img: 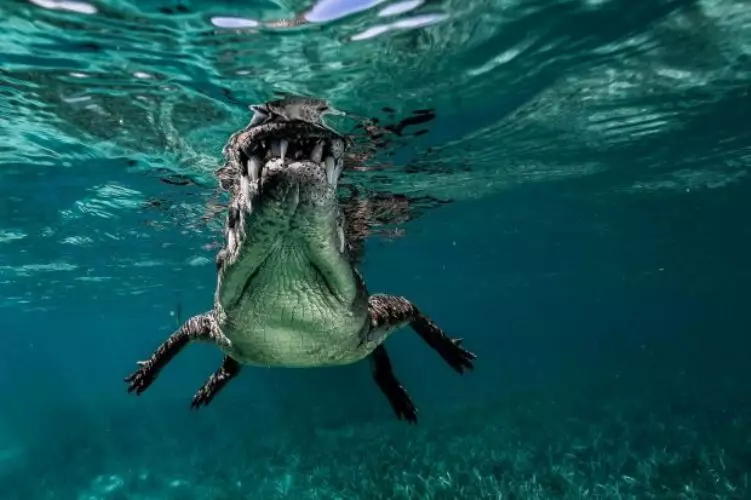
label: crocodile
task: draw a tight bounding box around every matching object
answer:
[125,96,476,423]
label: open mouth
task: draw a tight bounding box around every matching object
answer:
[236,121,346,187]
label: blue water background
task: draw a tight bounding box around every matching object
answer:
[2,0,751,498]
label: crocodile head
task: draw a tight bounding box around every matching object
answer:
[216,98,357,309]
[222,98,347,231]
[239,108,344,211]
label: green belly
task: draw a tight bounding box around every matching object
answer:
[219,244,369,367]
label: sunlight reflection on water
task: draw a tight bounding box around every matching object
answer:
[205,0,446,35]
[3,0,750,311]
[351,13,448,41]
[305,0,389,22]
[210,17,261,29]
[29,0,96,14]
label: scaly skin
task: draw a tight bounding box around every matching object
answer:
[125,96,476,423]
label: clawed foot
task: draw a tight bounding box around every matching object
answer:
[190,385,215,409]
[412,313,477,374]
[190,375,226,409]
[370,345,419,423]
[437,336,477,374]
[124,360,158,395]
[124,313,219,398]
[380,378,418,424]
[190,356,241,409]
[367,295,477,377]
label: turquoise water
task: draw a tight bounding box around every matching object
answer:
[2,0,751,498]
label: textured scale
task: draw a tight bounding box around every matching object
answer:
[227,242,367,367]
[125,97,476,423]
[216,157,370,367]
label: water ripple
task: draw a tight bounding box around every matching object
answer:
[1,0,750,309]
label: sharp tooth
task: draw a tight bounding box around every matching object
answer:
[241,176,250,201]
[248,156,262,182]
[338,225,345,254]
[311,140,324,163]
[227,231,236,253]
[280,139,288,161]
[325,156,336,185]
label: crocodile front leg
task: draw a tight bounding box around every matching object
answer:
[370,345,418,423]
[367,295,476,373]
[125,313,228,395]
[190,355,242,409]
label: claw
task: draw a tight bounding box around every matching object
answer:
[125,360,158,394]
[190,393,205,409]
